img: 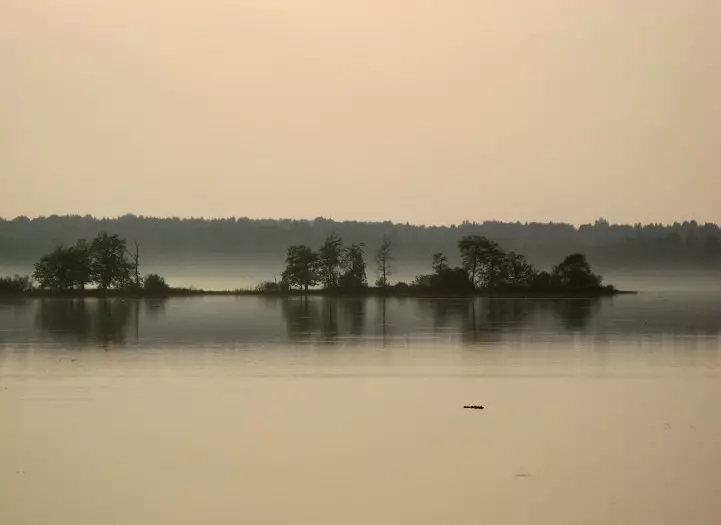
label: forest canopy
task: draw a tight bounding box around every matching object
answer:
[1,215,720,273]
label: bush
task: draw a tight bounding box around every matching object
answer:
[143,273,170,295]
[0,275,33,293]
[392,281,411,293]
[255,280,288,293]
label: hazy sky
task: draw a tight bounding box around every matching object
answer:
[2,1,719,225]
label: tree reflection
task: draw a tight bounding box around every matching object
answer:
[550,298,599,331]
[35,299,142,346]
[280,297,367,344]
[280,297,319,342]
[342,299,366,337]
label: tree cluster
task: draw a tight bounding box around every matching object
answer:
[281,233,371,292]
[31,233,169,294]
[280,233,608,294]
[413,235,605,293]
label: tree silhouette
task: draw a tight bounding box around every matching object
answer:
[318,233,343,289]
[281,245,319,291]
[375,234,393,288]
[498,251,536,288]
[126,240,141,290]
[33,240,91,290]
[339,242,367,291]
[90,233,133,290]
[143,273,170,295]
[552,253,602,290]
[431,252,449,273]
[458,235,503,288]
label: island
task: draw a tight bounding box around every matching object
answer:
[0,231,633,298]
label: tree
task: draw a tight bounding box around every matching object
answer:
[339,242,367,291]
[33,246,72,290]
[458,235,503,288]
[281,245,319,291]
[126,240,141,290]
[497,251,537,288]
[0,275,33,293]
[375,234,393,288]
[90,233,133,290]
[32,240,91,290]
[67,240,92,290]
[318,233,344,289]
[552,253,602,290]
[143,273,170,295]
[431,252,449,274]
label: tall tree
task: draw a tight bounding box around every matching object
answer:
[339,242,367,290]
[318,233,344,289]
[458,235,506,288]
[375,235,393,288]
[126,240,141,290]
[90,233,133,290]
[67,240,92,290]
[431,252,449,274]
[499,251,537,288]
[281,245,319,291]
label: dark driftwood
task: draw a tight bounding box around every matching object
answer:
[463,405,485,410]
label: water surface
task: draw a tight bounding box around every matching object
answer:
[1,294,720,524]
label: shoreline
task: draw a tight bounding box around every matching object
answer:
[0,288,637,299]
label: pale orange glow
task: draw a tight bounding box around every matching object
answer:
[1,1,719,224]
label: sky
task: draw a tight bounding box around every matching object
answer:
[2,0,719,226]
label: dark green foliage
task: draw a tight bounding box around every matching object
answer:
[339,242,367,291]
[0,274,33,293]
[552,253,602,290]
[392,281,410,293]
[281,245,319,291]
[318,233,343,289]
[90,233,134,290]
[3,216,721,276]
[143,273,170,295]
[458,235,505,288]
[497,251,536,288]
[530,271,554,291]
[255,280,289,293]
[33,241,91,290]
[375,234,393,287]
[68,240,93,290]
[33,247,71,290]
[430,267,473,293]
[30,233,146,292]
[416,252,474,293]
[413,274,433,288]
[431,252,449,273]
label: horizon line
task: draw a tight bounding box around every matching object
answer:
[0,214,718,230]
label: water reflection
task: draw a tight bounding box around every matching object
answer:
[33,299,168,346]
[277,297,601,345]
[281,298,362,344]
[550,298,599,331]
[0,293,718,350]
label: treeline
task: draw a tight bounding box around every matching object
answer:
[1,215,721,272]
[273,233,611,295]
[0,232,170,294]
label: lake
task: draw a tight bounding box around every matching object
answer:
[1,293,720,524]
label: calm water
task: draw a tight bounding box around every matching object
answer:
[1,293,720,524]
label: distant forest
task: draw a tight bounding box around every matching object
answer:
[1,215,720,274]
